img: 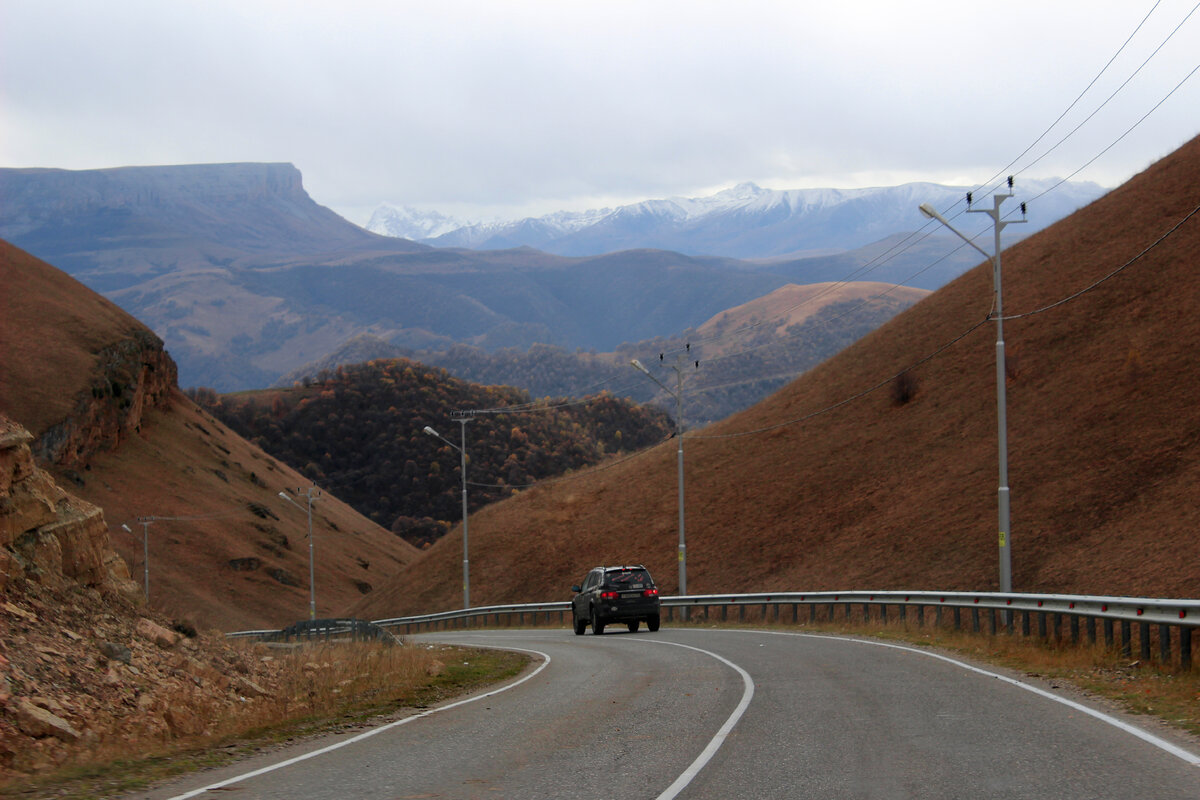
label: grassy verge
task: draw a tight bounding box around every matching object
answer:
[2,642,528,800]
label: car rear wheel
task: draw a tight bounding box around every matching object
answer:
[646,614,660,632]
[591,606,605,635]
[627,621,639,633]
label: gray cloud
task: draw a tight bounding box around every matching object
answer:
[3,0,1198,223]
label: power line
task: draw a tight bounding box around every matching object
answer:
[686,194,1200,441]
[1003,200,1200,320]
[1009,1,1200,187]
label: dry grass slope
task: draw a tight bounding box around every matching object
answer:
[1,243,420,631]
[354,133,1200,618]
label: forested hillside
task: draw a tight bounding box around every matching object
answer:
[190,359,671,546]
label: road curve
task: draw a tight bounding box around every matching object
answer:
[133,628,1200,799]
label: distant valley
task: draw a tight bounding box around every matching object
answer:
[0,164,1103,413]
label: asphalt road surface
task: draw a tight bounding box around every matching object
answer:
[134,628,1200,799]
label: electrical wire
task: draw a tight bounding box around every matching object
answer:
[970,0,1169,202]
[1002,200,1200,320]
[686,194,1200,442]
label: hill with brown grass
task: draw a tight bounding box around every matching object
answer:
[354,133,1200,618]
[1,242,419,630]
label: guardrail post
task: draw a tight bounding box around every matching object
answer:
[1021,611,1031,637]
[953,607,961,631]
[1140,622,1151,662]
[809,604,816,623]
[1159,624,1171,665]
[881,604,888,624]
[792,603,798,624]
[1037,612,1047,639]
[1121,620,1132,659]
[1104,618,1114,649]
[721,604,727,622]
[935,605,942,627]
[1053,613,1062,642]
[971,607,980,633]
[1086,616,1096,644]
[1181,627,1192,670]
[1070,615,1080,645]
[899,604,907,625]
[916,605,925,627]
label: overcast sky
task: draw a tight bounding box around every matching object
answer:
[2,0,1198,224]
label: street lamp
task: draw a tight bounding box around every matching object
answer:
[121,520,151,600]
[279,487,320,619]
[632,353,697,605]
[424,418,472,609]
[919,181,1025,594]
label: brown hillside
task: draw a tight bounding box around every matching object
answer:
[0,241,150,438]
[1,243,419,630]
[695,281,930,358]
[355,133,1200,618]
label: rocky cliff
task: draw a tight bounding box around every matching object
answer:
[0,415,289,780]
[0,416,138,597]
[34,331,177,470]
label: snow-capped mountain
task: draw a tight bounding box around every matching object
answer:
[365,204,472,240]
[367,179,1108,258]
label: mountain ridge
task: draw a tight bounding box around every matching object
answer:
[351,133,1200,617]
[368,179,1108,258]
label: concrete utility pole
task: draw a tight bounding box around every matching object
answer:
[632,350,699,610]
[279,487,321,619]
[425,417,473,609]
[921,180,1026,596]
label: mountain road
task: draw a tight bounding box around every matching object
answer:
[134,628,1200,799]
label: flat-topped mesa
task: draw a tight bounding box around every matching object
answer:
[0,162,306,215]
[0,162,383,255]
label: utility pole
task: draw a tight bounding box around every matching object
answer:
[425,416,473,609]
[279,487,320,619]
[921,178,1026,596]
[632,348,699,611]
[121,518,154,600]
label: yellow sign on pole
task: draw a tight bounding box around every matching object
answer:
[999,531,1007,547]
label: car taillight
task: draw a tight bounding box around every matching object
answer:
[600,591,619,600]
[643,588,659,597]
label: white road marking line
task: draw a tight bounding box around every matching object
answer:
[163,645,552,800]
[749,629,1200,768]
[634,639,756,800]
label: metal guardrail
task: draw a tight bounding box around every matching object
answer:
[227,618,399,644]
[367,591,1199,670]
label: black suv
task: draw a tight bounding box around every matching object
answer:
[571,565,661,635]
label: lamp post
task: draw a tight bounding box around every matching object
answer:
[919,182,1025,594]
[424,418,472,609]
[278,487,320,619]
[632,354,696,606]
[122,519,152,600]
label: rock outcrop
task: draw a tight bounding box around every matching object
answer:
[32,330,177,469]
[0,414,290,780]
[0,415,138,597]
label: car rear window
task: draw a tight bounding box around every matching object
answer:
[605,568,652,588]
